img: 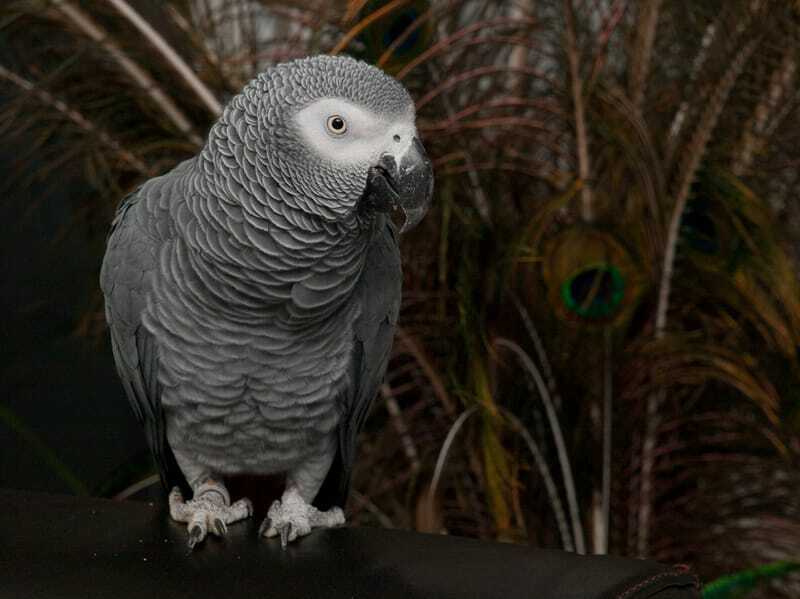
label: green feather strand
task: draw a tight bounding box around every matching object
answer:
[702,561,800,598]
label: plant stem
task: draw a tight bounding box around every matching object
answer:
[382,383,421,473]
[396,327,455,416]
[638,37,759,557]
[495,337,586,554]
[600,328,612,553]
[563,0,593,222]
[510,294,562,410]
[655,39,759,337]
[106,0,222,117]
[0,65,149,175]
[428,406,479,516]
[351,490,396,529]
[500,407,574,552]
[426,62,492,226]
[52,0,203,146]
[628,0,662,112]
[732,49,797,177]
[330,0,412,56]
[113,474,159,500]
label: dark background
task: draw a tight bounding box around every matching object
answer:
[0,143,146,496]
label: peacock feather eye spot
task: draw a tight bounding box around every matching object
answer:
[561,264,625,319]
[542,228,638,327]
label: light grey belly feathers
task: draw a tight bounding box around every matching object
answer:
[114,157,372,477]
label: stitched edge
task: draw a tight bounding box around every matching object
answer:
[616,565,700,599]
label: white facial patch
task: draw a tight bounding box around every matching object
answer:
[293,98,417,166]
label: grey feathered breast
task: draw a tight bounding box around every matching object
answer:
[101,156,401,505]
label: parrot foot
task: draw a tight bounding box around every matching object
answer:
[259,487,345,548]
[168,484,253,550]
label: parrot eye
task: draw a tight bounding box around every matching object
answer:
[326,115,347,136]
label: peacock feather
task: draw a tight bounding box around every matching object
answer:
[680,169,769,274]
[681,197,720,257]
[702,561,800,599]
[541,227,642,327]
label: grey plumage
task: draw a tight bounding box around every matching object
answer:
[100,55,432,542]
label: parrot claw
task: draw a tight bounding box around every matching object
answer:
[187,525,205,550]
[280,523,292,549]
[169,484,252,550]
[212,517,227,536]
[260,487,346,548]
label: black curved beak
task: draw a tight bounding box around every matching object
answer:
[362,137,434,233]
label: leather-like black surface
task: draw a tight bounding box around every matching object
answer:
[0,490,699,598]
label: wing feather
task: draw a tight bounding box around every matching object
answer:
[314,219,402,510]
[100,189,187,492]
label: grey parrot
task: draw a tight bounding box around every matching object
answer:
[100,55,433,548]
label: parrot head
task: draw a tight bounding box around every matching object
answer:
[216,55,433,232]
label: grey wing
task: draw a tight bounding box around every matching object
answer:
[314,219,402,510]
[100,188,187,493]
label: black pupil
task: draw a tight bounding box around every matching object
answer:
[570,268,615,306]
[331,117,344,131]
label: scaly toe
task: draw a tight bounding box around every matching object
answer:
[232,497,254,518]
[280,523,292,549]
[169,487,252,549]
[261,492,342,547]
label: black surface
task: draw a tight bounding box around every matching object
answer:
[0,489,699,599]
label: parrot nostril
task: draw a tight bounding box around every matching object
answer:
[393,134,401,142]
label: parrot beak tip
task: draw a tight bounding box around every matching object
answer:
[362,137,433,233]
